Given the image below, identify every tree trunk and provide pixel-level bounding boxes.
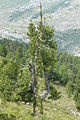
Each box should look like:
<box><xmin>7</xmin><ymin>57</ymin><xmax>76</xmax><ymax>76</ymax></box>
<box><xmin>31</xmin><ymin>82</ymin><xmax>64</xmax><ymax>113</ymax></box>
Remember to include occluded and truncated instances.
<box><xmin>29</xmin><ymin>61</ymin><xmax>37</xmax><ymax>115</ymax></box>
<box><xmin>33</xmin><ymin>35</ymin><xmax>39</xmax><ymax>115</ymax></box>
<box><xmin>41</xmin><ymin>98</ymin><xmax>43</xmax><ymax>114</ymax></box>
<box><xmin>45</xmin><ymin>73</ymin><xmax>49</xmax><ymax>96</ymax></box>
<box><xmin>33</xmin><ymin>89</ymin><xmax>36</xmax><ymax>115</ymax></box>
<box><xmin>40</xmin><ymin>72</ymin><xmax>49</xmax><ymax>114</ymax></box>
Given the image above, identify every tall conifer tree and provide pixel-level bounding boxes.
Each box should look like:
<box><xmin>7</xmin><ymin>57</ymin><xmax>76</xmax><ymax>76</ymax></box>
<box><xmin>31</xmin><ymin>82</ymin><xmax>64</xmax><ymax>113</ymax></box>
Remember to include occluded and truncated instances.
<box><xmin>27</xmin><ymin>3</ymin><xmax>57</xmax><ymax>115</ymax></box>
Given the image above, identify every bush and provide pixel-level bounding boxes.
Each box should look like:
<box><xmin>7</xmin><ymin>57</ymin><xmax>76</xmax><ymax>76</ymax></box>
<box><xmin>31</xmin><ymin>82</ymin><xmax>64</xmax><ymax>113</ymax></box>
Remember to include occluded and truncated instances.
<box><xmin>76</xmin><ymin>95</ymin><xmax>80</xmax><ymax>110</ymax></box>
<box><xmin>48</xmin><ymin>84</ymin><xmax>61</xmax><ymax>100</ymax></box>
<box><xmin>0</xmin><ymin>113</ymin><xmax>16</xmax><ymax>120</ymax></box>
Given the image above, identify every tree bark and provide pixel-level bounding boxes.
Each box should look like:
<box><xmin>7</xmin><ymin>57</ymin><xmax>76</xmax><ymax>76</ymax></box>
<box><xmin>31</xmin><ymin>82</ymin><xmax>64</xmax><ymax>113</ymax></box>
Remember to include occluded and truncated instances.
<box><xmin>45</xmin><ymin>73</ymin><xmax>49</xmax><ymax>97</ymax></box>
<box><xmin>41</xmin><ymin>98</ymin><xmax>43</xmax><ymax>114</ymax></box>
<box><xmin>40</xmin><ymin>72</ymin><xmax>49</xmax><ymax>114</ymax></box>
<box><xmin>29</xmin><ymin>61</ymin><xmax>36</xmax><ymax>115</ymax></box>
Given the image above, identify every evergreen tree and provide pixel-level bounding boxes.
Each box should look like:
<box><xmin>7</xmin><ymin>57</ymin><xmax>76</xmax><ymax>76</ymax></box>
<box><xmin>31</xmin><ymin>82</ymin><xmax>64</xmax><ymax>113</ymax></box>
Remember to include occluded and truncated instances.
<box><xmin>66</xmin><ymin>80</ymin><xmax>73</xmax><ymax>98</ymax></box>
<box><xmin>27</xmin><ymin>3</ymin><xmax>57</xmax><ymax>115</ymax></box>
<box><xmin>74</xmin><ymin>71</ymin><xmax>80</xmax><ymax>110</ymax></box>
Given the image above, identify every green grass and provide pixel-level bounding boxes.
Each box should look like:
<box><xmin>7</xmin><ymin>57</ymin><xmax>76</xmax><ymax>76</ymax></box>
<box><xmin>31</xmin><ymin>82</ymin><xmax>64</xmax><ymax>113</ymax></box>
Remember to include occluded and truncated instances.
<box><xmin>0</xmin><ymin>85</ymin><xmax>80</xmax><ymax>120</ymax></box>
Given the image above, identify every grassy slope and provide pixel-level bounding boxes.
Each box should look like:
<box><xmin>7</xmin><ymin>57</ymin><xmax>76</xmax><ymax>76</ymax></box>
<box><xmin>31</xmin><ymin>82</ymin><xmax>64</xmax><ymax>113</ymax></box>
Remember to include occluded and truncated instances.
<box><xmin>0</xmin><ymin>86</ymin><xmax>80</xmax><ymax>120</ymax></box>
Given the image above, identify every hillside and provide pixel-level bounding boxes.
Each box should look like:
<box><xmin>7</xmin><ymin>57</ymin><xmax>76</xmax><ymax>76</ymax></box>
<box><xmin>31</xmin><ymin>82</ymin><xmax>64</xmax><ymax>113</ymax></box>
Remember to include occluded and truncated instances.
<box><xmin>0</xmin><ymin>37</ymin><xmax>80</xmax><ymax>120</ymax></box>
<box><xmin>0</xmin><ymin>0</ymin><xmax>80</xmax><ymax>55</ymax></box>
<box><xmin>0</xmin><ymin>85</ymin><xmax>80</xmax><ymax>120</ymax></box>
<box><xmin>0</xmin><ymin>1</ymin><xmax>80</xmax><ymax>118</ymax></box>
<box><xmin>54</xmin><ymin>29</ymin><xmax>80</xmax><ymax>56</ymax></box>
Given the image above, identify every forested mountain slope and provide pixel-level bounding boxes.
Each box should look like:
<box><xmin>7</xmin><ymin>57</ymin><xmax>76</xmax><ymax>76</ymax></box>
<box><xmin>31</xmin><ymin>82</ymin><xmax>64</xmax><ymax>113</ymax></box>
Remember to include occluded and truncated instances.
<box><xmin>0</xmin><ymin>0</ymin><xmax>80</xmax><ymax>55</ymax></box>
<box><xmin>0</xmin><ymin>39</ymin><xmax>80</xmax><ymax>119</ymax></box>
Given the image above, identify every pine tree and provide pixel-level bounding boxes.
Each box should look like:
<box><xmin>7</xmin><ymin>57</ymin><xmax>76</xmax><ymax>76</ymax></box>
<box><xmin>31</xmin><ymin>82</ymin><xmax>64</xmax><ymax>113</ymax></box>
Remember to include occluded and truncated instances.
<box><xmin>27</xmin><ymin>3</ymin><xmax>57</xmax><ymax>115</ymax></box>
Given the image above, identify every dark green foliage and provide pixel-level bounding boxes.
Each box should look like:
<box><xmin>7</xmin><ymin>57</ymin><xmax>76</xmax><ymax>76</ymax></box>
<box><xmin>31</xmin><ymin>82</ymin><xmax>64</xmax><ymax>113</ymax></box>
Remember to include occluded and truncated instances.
<box><xmin>53</xmin><ymin>52</ymin><xmax>80</xmax><ymax>85</ymax></box>
<box><xmin>0</xmin><ymin>38</ymin><xmax>31</xmax><ymax>102</ymax></box>
<box><xmin>48</xmin><ymin>83</ymin><xmax>61</xmax><ymax>100</ymax></box>
<box><xmin>76</xmin><ymin>95</ymin><xmax>80</xmax><ymax>110</ymax></box>
<box><xmin>74</xmin><ymin>71</ymin><xmax>80</xmax><ymax>110</ymax></box>
<box><xmin>66</xmin><ymin>80</ymin><xmax>74</xmax><ymax>98</ymax></box>
<box><xmin>0</xmin><ymin>113</ymin><xmax>16</xmax><ymax>120</ymax></box>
